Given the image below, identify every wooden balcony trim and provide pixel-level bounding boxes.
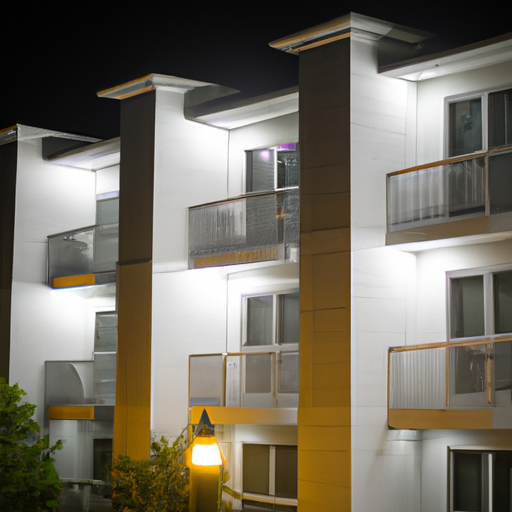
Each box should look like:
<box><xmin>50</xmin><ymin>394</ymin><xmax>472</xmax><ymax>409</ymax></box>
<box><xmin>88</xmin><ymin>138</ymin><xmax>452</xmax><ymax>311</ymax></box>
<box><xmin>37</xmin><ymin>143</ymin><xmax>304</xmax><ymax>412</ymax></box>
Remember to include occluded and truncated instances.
<box><xmin>388</xmin><ymin>408</ymin><xmax>493</xmax><ymax>430</ymax></box>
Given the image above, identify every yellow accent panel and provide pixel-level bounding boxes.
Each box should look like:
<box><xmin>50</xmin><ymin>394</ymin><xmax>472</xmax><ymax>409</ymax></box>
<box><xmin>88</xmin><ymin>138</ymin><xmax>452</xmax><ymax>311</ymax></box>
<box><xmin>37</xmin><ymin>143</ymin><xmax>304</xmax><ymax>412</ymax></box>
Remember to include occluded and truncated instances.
<box><xmin>48</xmin><ymin>406</ymin><xmax>94</xmax><ymax>420</ymax></box>
<box><xmin>299</xmin><ymin>448</ymin><xmax>350</xmax><ymax>486</ymax></box>
<box><xmin>193</xmin><ymin>248</ymin><xmax>277</xmax><ymax>269</ymax></box>
<box><xmin>53</xmin><ymin>274</ymin><xmax>95</xmax><ymax>288</ymax></box>
<box><xmin>299</xmin><ymin>425</ymin><xmax>351</xmax><ymax>452</ymax></box>
<box><xmin>189</xmin><ymin>406</ymin><xmax>297</xmax><ymax>426</ymax></box>
<box><xmin>298</xmin><ymin>407</ymin><xmax>350</xmax><ymax>426</ymax></box>
<box><xmin>298</xmin><ymin>479</ymin><xmax>351</xmax><ymax>512</ymax></box>
<box><xmin>114</xmin><ymin>261</ymin><xmax>152</xmax><ymax>460</ymax></box>
<box><xmin>388</xmin><ymin>408</ymin><xmax>494</xmax><ymax>429</ymax></box>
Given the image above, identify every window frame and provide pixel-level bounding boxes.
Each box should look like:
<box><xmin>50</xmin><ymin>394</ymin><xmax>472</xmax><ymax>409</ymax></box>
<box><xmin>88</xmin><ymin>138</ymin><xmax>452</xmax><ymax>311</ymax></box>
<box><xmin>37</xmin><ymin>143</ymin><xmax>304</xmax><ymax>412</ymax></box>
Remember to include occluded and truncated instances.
<box><xmin>245</xmin><ymin>143</ymin><xmax>299</xmax><ymax>194</ymax></box>
<box><xmin>447</xmin><ymin>263</ymin><xmax>512</xmax><ymax>342</ymax></box>
<box><xmin>241</xmin><ymin>290</ymin><xmax>299</xmax><ymax>351</ymax></box>
<box><xmin>445</xmin><ymin>85</ymin><xmax>512</xmax><ymax>158</ymax></box>
<box><xmin>242</xmin><ymin>443</ymin><xmax>298</xmax><ymax>502</ymax></box>
<box><xmin>449</xmin><ymin>448</ymin><xmax>512</xmax><ymax>512</ymax></box>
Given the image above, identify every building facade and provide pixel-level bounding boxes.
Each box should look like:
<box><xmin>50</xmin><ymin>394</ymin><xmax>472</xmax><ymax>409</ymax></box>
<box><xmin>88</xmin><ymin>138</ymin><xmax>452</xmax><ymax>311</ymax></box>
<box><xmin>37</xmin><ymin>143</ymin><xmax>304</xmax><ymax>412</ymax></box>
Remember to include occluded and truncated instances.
<box><xmin>1</xmin><ymin>12</ymin><xmax>512</xmax><ymax>512</ymax></box>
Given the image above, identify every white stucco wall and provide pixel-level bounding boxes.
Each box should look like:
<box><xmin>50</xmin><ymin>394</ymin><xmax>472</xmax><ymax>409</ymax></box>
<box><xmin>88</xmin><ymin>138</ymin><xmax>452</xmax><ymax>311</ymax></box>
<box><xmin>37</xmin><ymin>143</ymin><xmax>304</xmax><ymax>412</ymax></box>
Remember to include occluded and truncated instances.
<box><xmin>10</xmin><ymin>130</ymin><xmax>117</xmax><ymax>428</ymax></box>
<box><xmin>150</xmin><ymin>90</ymin><xmax>299</xmax><ymax>441</ymax></box>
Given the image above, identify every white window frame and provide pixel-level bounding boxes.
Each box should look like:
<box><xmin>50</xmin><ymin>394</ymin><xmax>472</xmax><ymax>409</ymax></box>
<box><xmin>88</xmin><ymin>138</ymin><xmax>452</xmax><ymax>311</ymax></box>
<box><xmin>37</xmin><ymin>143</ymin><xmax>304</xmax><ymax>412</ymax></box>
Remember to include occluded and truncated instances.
<box><xmin>446</xmin><ymin>263</ymin><xmax>512</xmax><ymax>342</ymax></box>
<box><xmin>445</xmin><ymin>85</ymin><xmax>512</xmax><ymax>158</ymax></box>
<box><xmin>242</xmin><ymin>443</ymin><xmax>298</xmax><ymax>503</ymax></box>
<box><xmin>241</xmin><ymin>289</ymin><xmax>299</xmax><ymax>352</ymax></box>
<box><xmin>449</xmin><ymin>448</ymin><xmax>512</xmax><ymax>512</ymax></box>
<box><xmin>244</xmin><ymin>143</ymin><xmax>299</xmax><ymax>194</ymax></box>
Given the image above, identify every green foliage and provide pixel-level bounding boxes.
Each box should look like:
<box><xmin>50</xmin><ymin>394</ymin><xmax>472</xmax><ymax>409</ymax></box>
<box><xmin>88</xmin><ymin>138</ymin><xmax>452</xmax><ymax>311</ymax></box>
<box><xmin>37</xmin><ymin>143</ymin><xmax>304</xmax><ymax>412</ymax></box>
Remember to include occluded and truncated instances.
<box><xmin>0</xmin><ymin>378</ymin><xmax>63</xmax><ymax>512</ymax></box>
<box><xmin>111</xmin><ymin>435</ymin><xmax>189</xmax><ymax>512</ymax></box>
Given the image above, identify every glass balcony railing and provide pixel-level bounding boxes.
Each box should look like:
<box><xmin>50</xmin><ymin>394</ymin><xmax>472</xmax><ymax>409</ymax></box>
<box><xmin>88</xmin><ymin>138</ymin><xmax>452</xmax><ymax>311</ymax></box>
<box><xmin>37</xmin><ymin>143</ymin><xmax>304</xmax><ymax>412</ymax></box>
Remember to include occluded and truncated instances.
<box><xmin>188</xmin><ymin>189</ymin><xmax>299</xmax><ymax>269</ymax></box>
<box><xmin>48</xmin><ymin>223</ymin><xmax>118</xmax><ymax>287</ymax></box>
<box><xmin>189</xmin><ymin>351</ymin><xmax>299</xmax><ymax>409</ymax></box>
<box><xmin>387</xmin><ymin>147</ymin><xmax>512</xmax><ymax>232</ymax></box>
<box><xmin>389</xmin><ymin>337</ymin><xmax>512</xmax><ymax>410</ymax></box>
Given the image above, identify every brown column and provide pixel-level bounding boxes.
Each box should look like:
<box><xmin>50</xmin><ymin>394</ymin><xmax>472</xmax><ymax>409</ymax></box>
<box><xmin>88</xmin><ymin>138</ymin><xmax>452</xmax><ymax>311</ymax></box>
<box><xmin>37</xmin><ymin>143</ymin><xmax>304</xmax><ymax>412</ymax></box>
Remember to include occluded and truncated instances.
<box><xmin>298</xmin><ymin>38</ymin><xmax>352</xmax><ymax>511</ymax></box>
<box><xmin>114</xmin><ymin>92</ymin><xmax>155</xmax><ymax>459</ymax></box>
<box><xmin>0</xmin><ymin>139</ymin><xmax>17</xmax><ymax>381</ymax></box>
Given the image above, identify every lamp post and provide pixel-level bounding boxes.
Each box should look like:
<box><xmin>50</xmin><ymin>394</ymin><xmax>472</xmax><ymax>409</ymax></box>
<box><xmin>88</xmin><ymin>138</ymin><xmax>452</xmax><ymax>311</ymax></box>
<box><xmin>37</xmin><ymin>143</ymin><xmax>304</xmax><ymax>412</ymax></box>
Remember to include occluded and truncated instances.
<box><xmin>189</xmin><ymin>410</ymin><xmax>225</xmax><ymax>512</ymax></box>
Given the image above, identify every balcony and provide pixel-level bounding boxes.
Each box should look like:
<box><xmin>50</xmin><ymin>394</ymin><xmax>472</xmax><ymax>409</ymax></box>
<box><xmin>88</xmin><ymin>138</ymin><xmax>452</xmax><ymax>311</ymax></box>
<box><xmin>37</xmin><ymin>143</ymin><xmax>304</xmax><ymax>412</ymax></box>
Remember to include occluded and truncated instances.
<box><xmin>188</xmin><ymin>351</ymin><xmax>298</xmax><ymax>426</ymax></box>
<box><xmin>48</xmin><ymin>223</ymin><xmax>118</xmax><ymax>288</ymax></box>
<box><xmin>188</xmin><ymin>189</ymin><xmax>299</xmax><ymax>269</ymax></box>
<box><xmin>387</xmin><ymin>147</ymin><xmax>512</xmax><ymax>245</ymax></box>
<box><xmin>388</xmin><ymin>337</ymin><xmax>512</xmax><ymax>429</ymax></box>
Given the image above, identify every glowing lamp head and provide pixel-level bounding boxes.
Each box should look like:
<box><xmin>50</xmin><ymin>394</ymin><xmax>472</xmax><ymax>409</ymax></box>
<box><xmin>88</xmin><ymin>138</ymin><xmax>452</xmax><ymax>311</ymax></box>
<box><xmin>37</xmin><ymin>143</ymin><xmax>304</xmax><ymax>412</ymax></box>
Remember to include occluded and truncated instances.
<box><xmin>191</xmin><ymin>436</ymin><xmax>223</xmax><ymax>466</ymax></box>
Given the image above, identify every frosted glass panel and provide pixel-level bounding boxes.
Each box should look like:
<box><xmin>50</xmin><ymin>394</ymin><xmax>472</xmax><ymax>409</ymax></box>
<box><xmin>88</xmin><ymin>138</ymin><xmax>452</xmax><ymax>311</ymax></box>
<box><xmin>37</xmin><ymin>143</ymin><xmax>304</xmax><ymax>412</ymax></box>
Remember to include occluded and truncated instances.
<box><xmin>189</xmin><ymin>190</ymin><xmax>299</xmax><ymax>268</ymax></box>
<box><xmin>189</xmin><ymin>355</ymin><xmax>224</xmax><ymax>406</ymax></box>
<box><xmin>48</xmin><ymin>228</ymin><xmax>94</xmax><ymax>280</ymax></box>
<box><xmin>389</xmin><ymin>348</ymin><xmax>445</xmax><ymax>409</ymax></box>
<box><xmin>279</xmin><ymin>352</ymin><xmax>299</xmax><ymax>394</ymax></box>
<box><xmin>245</xmin><ymin>355</ymin><xmax>272</xmax><ymax>394</ymax></box>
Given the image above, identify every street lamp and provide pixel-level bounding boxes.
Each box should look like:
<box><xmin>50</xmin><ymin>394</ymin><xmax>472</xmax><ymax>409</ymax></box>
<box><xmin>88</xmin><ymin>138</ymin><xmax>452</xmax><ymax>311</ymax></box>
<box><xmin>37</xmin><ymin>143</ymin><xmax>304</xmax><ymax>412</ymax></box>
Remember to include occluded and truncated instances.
<box><xmin>189</xmin><ymin>410</ymin><xmax>225</xmax><ymax>512</ymax></box>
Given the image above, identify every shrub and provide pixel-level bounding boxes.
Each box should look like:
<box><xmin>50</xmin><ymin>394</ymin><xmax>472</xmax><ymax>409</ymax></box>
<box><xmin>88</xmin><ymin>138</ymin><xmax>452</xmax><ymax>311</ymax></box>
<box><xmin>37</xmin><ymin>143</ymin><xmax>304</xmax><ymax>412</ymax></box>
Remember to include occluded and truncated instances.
<box><xmin>0</xmin><ymin>378</ymin><xmax>63</xmax><ymax>512</ymax></box>
<box><xmin>111</xmin><ymin>435</ymin><xmax>189</xmax><ymax>512</ymax></box>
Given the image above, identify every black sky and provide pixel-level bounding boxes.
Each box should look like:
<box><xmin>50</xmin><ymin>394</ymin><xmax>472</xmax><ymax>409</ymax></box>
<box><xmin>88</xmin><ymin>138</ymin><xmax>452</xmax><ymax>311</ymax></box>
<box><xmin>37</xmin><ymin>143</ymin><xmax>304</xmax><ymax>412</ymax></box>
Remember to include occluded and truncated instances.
<box><xmin>2</xmin><ymin>2</ymin><xmax>510</xmax><ymax>140</ymax></box>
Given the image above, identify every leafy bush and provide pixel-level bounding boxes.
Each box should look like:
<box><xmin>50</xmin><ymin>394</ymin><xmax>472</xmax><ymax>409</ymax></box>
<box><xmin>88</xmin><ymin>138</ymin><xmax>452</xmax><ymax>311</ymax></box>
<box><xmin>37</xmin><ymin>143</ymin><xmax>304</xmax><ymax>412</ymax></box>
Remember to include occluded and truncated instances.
<box><xmin>111</xmin><ymin>435</ymin><xmax>189</xmax><ymax>512</ymax></box>
<box><xmin>0</xmin><ymin>378</ymin><xmax>63</xmax><ymax>512</ymax></box>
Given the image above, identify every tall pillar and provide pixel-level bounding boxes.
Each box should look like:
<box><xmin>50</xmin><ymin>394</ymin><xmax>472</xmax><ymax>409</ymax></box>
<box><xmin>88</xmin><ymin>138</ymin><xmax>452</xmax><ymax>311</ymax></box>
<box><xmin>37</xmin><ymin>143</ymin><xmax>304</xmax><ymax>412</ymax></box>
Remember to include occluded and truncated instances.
<box><xmin>114</xmin><ymin>92</ymin><xmax>155</xmax><ymax>459</ymax></box>
<box><xmin>298</xmin><ymin>38</ymin><xmax>352</xmax><ymax>511</ymax></box>
<box><xmin>0</xmin><ymin>135</ymin><xmax>17</xmax><ymax>382</ymax></box>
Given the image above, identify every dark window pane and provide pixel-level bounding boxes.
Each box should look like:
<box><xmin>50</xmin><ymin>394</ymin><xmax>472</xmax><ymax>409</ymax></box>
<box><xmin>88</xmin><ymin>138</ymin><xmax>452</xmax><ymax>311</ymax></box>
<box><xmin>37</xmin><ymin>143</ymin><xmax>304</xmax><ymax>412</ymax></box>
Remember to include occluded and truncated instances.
<box><xmin>489</xmin><ymin>151</ymin><xmax>512</xmax><ymax>215</ymax></box>
<box><xmin>243</xmin><ymin>445</ymin><xmax>269</xmax><ymax>495</ymax></box>
<box><xmin>489</xmin><ymin>88</ymin><xmax>512</xmax><ymax>149</ymax></box>
<box><xmin>276</xmin><ymin>144</ymin><xmax>299</xmax><ymax>189</ymax></box>
<box><xmin>246</xmin><ymin>296</ymin><xmax>273</xmax><ymax>346</ymax></box>
<box><xmin>452</xmin><ymin>345</ymin><xmax>487</xmax><ymax>395</ymax></box>
<box><xmin>279</xmin><ymin>292</ymin><xmax>299</xmax><ymax>344</ymax></box>
<box><xmin>449</xmin><ymin>99</ymin><xmax>483</xmax><ymax>157</ymax></box>
<box><xmin>493</xmin><ymin>451</ymin><xmax>512</xmax><ymax>512</ymax></box>
<box><xmin>494</xmin><ymin>342</ymin><xmax>512</xmax><ymax>392</ymax></box>
<box><xmin>494</xmin><ymin>272</ymin><xmax>512</xmax><ymax>334</ymax></box>
<box><xmin>275</xmin><ymin>446</ymin><xmax>298</xmax><ymax>498</ymax></box>
<box><xmin>453</xmin><ymin>452</ymin><xmax>482</xmax><ymax>511</ymax></box>
<box><xmin>451</xmin><ymin>276</ymin><xmax>485</xmax><ymax>338</ymax></box>
<box><xmin>246</xmin><ymin>149</ymin><xmax>275</xmax><ymax>193</ymax></box>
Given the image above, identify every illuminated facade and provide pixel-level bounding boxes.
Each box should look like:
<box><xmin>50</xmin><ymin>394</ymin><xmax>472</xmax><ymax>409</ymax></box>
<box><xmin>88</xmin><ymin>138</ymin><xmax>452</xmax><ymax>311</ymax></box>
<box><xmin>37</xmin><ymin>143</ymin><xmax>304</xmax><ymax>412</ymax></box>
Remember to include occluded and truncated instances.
<box><xmin>1</xmin><ymin>12</ymin><xmax>512</xmax><ymax>512</ymax></box>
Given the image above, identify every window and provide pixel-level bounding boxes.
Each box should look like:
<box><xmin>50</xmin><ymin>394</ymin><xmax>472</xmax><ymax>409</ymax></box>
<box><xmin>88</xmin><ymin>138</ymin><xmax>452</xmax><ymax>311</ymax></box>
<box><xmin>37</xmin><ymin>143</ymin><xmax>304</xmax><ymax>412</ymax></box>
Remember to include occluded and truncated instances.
<box><xmin>448</xmin><ymin>266</ymin><xmax>512</xmax><ymax>340</ymax></box>
<box><xmin>451</xmin><ymin>450</ymin><xmax>512</xmax><ymax>512</ymax></box>
<box><xmin>448</xmin><ymin>88</ymin><xmax>512</xmax><ymax>157</ymax></box>
<box><xmin>246</xmin><ymin>143</ymin><xmax>299</xmax><ymax>193</ymax></box>
<box><xmin>243</xmin><ymin>292</ymin><xmax>299</xmax><ymax>347</ymax></box>
<box><xmin>243</xmin><ymin>444</ymin><xmax>298</xmax><ymax>501</ymax></box>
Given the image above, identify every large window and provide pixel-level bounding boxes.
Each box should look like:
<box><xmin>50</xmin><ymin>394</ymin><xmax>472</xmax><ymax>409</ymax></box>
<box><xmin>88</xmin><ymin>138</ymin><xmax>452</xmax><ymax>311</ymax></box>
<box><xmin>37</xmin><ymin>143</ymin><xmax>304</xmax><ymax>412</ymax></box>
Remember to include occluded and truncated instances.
<box><xmin>243</xmin><ymin>444</ymin><xmax>298</xmax><ymax>504</ymax></box>
<box><xmin>449</xmin><ymin>266</ymin><xmax>512</xmax><ymax>340</ymax></box>
<box><xmin>451</xmin><ymin>450</ymin><xmax>512</xmax><ymax>512</ymax></box>
<box><xmin>243</xmin><ymin>292</ymin><xmax>299</xmax><ymax>347</ymax></box>
<box><xmin>246</xmin><ymin>143</ymin><xmax>299</xmax><ymax>193</ymax></box>
<box><xmin>448</xmin><ymin>88</ymin><xmax>512</xmax><ymax>157</ymax></box>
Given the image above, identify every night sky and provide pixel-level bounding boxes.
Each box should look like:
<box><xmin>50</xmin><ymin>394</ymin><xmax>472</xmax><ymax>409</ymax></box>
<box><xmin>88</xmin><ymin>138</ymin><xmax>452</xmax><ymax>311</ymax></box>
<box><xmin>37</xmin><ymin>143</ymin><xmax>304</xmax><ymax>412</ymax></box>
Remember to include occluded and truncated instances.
<box><xmin>2</xmin><ymin>2</ymin><xmax>510</xmax><ymax>140</ymax></box>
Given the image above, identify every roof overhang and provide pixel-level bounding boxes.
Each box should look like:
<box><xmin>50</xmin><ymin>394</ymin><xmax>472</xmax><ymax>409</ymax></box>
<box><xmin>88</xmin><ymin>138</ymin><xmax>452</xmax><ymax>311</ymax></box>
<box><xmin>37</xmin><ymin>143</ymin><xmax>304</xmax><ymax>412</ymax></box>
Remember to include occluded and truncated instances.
<box><xmin>380</xmin><ymin>32</ymin><xmax>512</xmax><ymax>81</ymax></box>
<box><xmin>269</xmin><ymin>12</ymin><xmax>431</xmax><ymax>54</ymax></box>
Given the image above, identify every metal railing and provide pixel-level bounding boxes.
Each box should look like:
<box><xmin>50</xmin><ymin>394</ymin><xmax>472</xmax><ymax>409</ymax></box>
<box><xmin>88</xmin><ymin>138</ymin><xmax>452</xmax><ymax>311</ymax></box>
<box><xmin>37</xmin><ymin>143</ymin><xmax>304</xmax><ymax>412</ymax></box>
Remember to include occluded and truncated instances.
<box><xmin>387</xmin><ymin>146</ymin><xmax>512</xmax><ymax>232</ymax></box>
<box><xmin>389</xmin><ymin>337</ymin><xmax>512</xmax><ymax>409</ymax></box>
<box><xmin>48</xmin><ymin>223</ymin><xmax>118</xmax><ymax>286</ymax></box>
<box><xmin>188</xmin><ymin>190</ymin><xmax>299</xmax><ymax>269</ymax></box>
<box><xmin>189</xmin><ymin>351</ymin><xmax>299</xmax><ymax>409</ymax></box>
